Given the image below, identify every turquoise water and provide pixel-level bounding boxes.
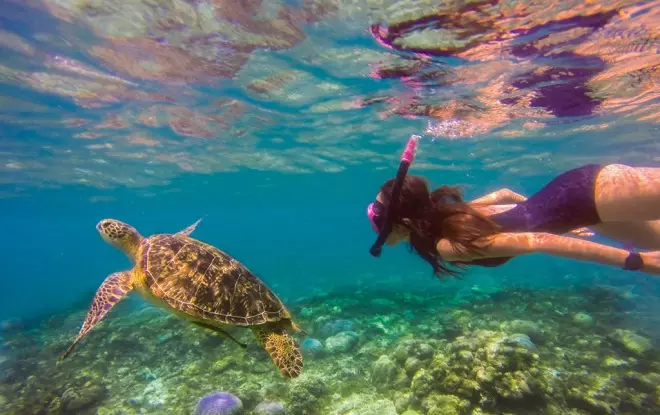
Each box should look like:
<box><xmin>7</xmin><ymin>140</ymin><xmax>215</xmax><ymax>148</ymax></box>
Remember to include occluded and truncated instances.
<box><xmin>1</xmin><ymin>0</ymin><xmax>660</xmax><ymax>414</ymax></box>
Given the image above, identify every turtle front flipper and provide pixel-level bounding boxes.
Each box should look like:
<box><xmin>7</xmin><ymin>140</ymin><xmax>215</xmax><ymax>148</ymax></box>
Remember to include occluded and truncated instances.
<box><xmin>60</xmin><ymin>271</ymin><xmax>133</xmax><ymax>361</ymax></box>
<box><xmin>175</xmin><ymin>218</ymin><xmax>202</xmax><ymax>237</ymax></box>
<box><xmin>252</xmin><ymin>326</ymin><xmax>303</xmax><ymax>378</ymax></box>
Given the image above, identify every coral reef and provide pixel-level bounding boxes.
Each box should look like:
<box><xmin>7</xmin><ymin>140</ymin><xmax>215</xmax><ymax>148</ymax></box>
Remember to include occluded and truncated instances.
<box><xmin>2</xmin><ymin>283</ymin><xmax>660</xmax><ymax>414</ymax></box>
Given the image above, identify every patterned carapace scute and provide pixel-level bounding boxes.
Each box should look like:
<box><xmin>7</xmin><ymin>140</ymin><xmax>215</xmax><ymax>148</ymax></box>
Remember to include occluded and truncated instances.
<box><xmin>141</xmin><ymin>235</ymin><xmax>289</xmax><ymax>326</ymax></box>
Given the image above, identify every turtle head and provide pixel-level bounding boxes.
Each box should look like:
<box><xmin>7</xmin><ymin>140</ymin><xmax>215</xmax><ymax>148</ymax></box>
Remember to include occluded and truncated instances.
<box><xmin>97</xmin><ymin>219</ymin><xmax>142</xmax><ymax>260</ymax></box>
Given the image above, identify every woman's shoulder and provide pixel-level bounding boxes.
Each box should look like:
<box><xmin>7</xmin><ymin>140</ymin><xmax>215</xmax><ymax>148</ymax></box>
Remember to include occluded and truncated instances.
<box><xmin>470</xmin><ymin>204</ymin><xmax>518</xmax><ymax>216</ymax></box>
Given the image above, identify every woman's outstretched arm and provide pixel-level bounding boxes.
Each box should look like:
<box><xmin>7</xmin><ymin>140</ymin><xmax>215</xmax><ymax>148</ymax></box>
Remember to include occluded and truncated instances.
<box><xmin>437</xmin><ymin>232</ymin><xmax>660</xmax><ymax>275</ymax></box>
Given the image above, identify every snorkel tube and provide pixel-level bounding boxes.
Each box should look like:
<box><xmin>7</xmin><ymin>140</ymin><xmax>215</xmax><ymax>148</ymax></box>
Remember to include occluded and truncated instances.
<box><xmin>369</xmin><ymin>135</ymin><xmax>420</xmax><ymax>257</ymax></box>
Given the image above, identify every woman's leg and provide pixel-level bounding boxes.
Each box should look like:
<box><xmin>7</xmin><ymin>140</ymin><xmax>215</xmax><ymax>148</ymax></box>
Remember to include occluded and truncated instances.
<box><xmin>591</xmin><ymin>220</ymin><xmax>660</xmax><ymax>250</ymax></box>
<box><xmin>595</xmin><ymin>165</ymin><xmax>660</xmax><ymax>222</ymax></box>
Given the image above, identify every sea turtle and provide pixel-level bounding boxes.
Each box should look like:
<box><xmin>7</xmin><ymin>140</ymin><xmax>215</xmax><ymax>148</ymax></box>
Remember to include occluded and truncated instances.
<box><xmin>60</xmin><ymin>218</ymin><xmax>304</xmax><ymax>378</ymax></box>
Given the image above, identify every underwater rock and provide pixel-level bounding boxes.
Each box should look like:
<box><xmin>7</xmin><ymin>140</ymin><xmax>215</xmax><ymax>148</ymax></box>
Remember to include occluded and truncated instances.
<box><xmin>254</xmin><ymin>401</ymin><xmax>286</xmax><ymax>415</ymax></box>
<box><xmin>235</xmin><ymin>382</ymin><xmax>265</xmax><ymax>409</ymax></box>
<box><xmin>565</xmin><ymin>379</ymin><xmax>621</xmax><ymax>415</ymax></box>
<box><xmin>318</xmin><ymin>319</ymin><xmax>355</xmax><ymax>337</ymax></box>
<box><xmin>410</xmin><ymin>330</ymin><xmax>546</xmax><ymax>409</ymax></box>
<box><xmin>566</xmin><ymin>364</ymin><xmax>660</xmax><ymax>414</ymax></box>
<box><xmin>609</xmin><ymin>329</ymin><xmax>652</xmax><ymax>356</ymax></box>
<box><xmin>371</xmin><ymin>355</ymin><xmax>398</xmax><ymax>388</ymax></box>
<box><xmin>454</xmin><ymin>285</ymin><xmax>494</xmax><ymax>304</ymax></box>
<box><xmin>393</xmin><ymin>339</ymin><xmax>436</xmax><ymax>365</ymax></box>
<box><xmin>301</xmin><ymin>338</ymin><xmax>324</xmax><ymax>358</ymax></box>
<box><xmin>393</xmin><ymin>391</ymin><xmax>414</xmax><ymax>413</ymax></box>
<box><xmin>0</xmin><ymin>352</ymin><xmax>12</xmax><ymax>383</ymax></box>
<box><xmin>300</xmin><ymin>307</ymin><xmax>315</xmax><ymax>318</ymax></box>
<box><xmin>572</xmin><ymin>312</ymin><xmax>594</xmax><ymax>326</ymax></box>
<box><xmin>369</xmin><ymin>298</ymin><xmax>397</xmax><ymax>309</ymax></box>
<box><xmin>421</xmin><ymin>393</ymin><xmax>469</xmax><ymax>415</ymax></box>
<box><xmin>47</xmin><ymin>397</ymin><xmax>61</xmax><ymax>413</ymax></box>
<box><xmin>404</xmin><ymin>357</ymin><xmax>423</xmax><ymax>378</ymax></box>
<box><xmin>640</xmin><ymin>372</ymin><xmax>660</xmax><ymax>391</ymax></box>
<box><xmin>352</xmin><ymin>398</ymin><xmax>398</xmax><ymax>415</ymax></box>
<box><xmin>602</xmin><ymin>356</ymin><xmax>629</xmax><ymax>368</ymax></box>
<box><xmin>580</xmin><ymin>284</ymin><xmax>638</xmax><ymax>311</ymax></box>
<box><xmin>194</xmin><ymin>392</ymin><xmax>243</xmax><ymax>415</ymax></box>
<box><xmin>505</xmin><ymin>334</ymin><xmax>537</xmax><ymax>351</ymax></box>
<box><xmin>501</xmin><ymin>320</ymin><xmax>544</xmax><ymax>343</ymax></box>
<box><xmin>446</xmin><ymin>309</ymin><xmax>474</xmax><ymax>331</ymax></box>
<box><xmin>0</xmin><ymin>318</ymin><xmax>23</xmax><ymax>333</ymax></box>
<box><xmin>565</xmin><ymin>394</ymin><xmax>615</xmax><ymax>415</ymax></box>
<box><xmin>139</xmin><ymin>367</ymin><xmax>158</xmax><ymax>381</ymax></box>
<box><xmin>331</xmin><ymin>393</ymin><xmax>397</xmax><ymax>415</ymax></box>
<box><xmin>260</xmin><ymin>382</ymin><xmax>290</xmax><ymax>402</ymax></box>
<box><xmin>417</xmin><ymin>343</ymin><xmax>435</xmax><ymax>360</ymax></box>
<box><xmin>128</xmin><ymin>378</ymin><xmax>168</xmax><ymax>409</ymax></box>
<box><xmin>411</xmin><ymin>369</ymin><xmax>435</xmax><ymax>397</ymax></box>
<box><xmin>61</xmin><ymin>381</ymin><xmax>107</xmax><ymax>413</ymax></box>
<box><xmin>368</xmin><ymin>314</ymin><xmax>404</xmax><ymax>336</ymax></box>
<box><xmin>288</xmin><ymin>375</ymin><xmax>328</xmax><ymax>415</ymax></box>
<box><xmin>325</xmin><ymin>331</ymin><xmax>359</xmax><ymax>354</ymax></box>
<box><xmin>211</xmin><ymin>354</ymin><xmax>241</xmax><ymax>373</ymax></box>
<box><xmin>403</xmin><ymin>309</ymin><xmax>416</xmax><ymax>321</ymax></box>
<box><xmin>156</xmin><ymin>332</ymin><xmax>176</xmax><ymax>344</ymax></box>
<box><xmin>296</xmin><ymin>375</ymin><xmax>328</xmax><ymax>396</ymax></box>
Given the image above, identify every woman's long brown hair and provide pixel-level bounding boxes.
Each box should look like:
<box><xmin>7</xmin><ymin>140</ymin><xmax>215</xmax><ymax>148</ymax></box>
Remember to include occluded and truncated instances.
<box><xmin>379</xmin><ymin>174</ymin><xmax>501</xmax><ymax>278</ymax></box>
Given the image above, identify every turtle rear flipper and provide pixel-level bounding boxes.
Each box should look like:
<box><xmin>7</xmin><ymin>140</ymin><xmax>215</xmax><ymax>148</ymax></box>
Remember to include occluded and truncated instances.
<box><xmin>253</xmin><ymin>327</ymin><xmax>303</xmax><ymax>378</ymax></box>
<box><xmin>175</xmin><ymin>218</ymin><xmax>203</xmax><ymax>237</ymax></box>
<box><xmin>290</xmin><ymin>321</ymin><xmax>307</xmax><ymax>336</ymax></box>
<box><xmin>191</xmin><ymin>321</ymin><xmax>247</xmax><ymax>348</ymax></box>
<box><xmin>60</xmin><ymin>271</ymin><xmax>133</xmax><ymax>360</ymax></box>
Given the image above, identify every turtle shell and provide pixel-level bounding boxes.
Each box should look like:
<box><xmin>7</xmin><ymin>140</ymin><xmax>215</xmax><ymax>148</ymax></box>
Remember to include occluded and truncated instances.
<box><xmin>138</xmin><ymin>234</ymin><xmax>290</xmax><ymax>326</ymax></box>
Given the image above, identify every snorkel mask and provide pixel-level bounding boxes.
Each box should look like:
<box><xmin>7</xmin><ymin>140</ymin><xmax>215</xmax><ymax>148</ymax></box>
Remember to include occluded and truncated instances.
<box><xmin>368</xmin><ymin>134</ymin><xmax>420</xmax><ymax>257</ymax></box>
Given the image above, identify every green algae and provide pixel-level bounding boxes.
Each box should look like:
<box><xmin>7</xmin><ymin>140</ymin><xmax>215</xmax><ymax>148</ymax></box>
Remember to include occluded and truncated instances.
<box><xmin>610</xmin><ymin>328</ymin><xmax>653</xmax><ymax>356</ymax></box>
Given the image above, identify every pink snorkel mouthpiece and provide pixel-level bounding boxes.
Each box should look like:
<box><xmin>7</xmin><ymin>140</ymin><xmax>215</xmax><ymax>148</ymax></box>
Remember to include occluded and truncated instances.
<box><xmin>401</xmin><ymin>134</ymin><xmax>420</xmax><ymax>164</ymax></box>
<box><xmin>367</xmin><ymin>203</ymin><xmax>378</xmax><ymax>232</ymax></box>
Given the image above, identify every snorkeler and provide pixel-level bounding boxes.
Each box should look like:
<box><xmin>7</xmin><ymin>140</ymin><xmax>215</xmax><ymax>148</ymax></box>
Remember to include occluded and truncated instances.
<box><xmin>367</xmin><ymin>135</ymin><xmax>660</xmax><ymax>277</ymax></box>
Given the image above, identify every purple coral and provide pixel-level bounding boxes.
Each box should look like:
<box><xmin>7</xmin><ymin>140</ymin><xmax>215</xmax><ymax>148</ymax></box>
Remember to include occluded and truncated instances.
<box><xmin>194</xmin><ymin>392</ymin><xmax>243</xmax><ymax>415</ymax></box>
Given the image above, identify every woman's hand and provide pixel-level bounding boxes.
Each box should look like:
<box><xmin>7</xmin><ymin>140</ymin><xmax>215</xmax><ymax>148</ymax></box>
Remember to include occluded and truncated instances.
<box><xmin>641</xmin><ymin>252</ymin><xmax>660</xmax><ymax>275</ymax></box>
<box><xmin>469</xmin><ymin>188</ymin><xmax>527</xmax><ymax>205</ymax></box>
<box><xmin>570</xmin><ymin>227</ymin><xmax>595</xmax><ymax>238</ymax></box>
